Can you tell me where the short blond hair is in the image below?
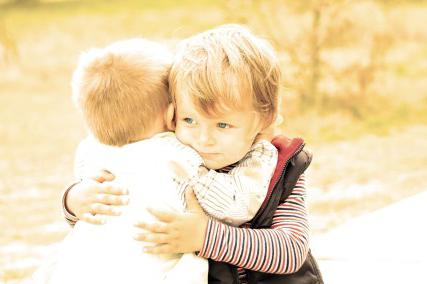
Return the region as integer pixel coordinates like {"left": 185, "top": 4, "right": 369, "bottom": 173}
{"left": 72, "top": 38, "right": 172, "bottom": 146}
{"left": 169, "top": 24, "right": 281, "bottom": 126}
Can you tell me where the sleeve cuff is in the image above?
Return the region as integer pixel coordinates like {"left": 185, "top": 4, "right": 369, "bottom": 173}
{"left": 197, "top": 218, "right": 215, "bottom": 258}
{"left": 191, "top": 169, "right": 217, "bottom": 201}
{"left": 197, "top": 218, "right": 224, "bottom": 259}
{"left": 62, "top": 180, "right": 81, "bottom": 226}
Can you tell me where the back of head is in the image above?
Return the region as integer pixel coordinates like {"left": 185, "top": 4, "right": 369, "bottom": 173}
{"left": 72, "top": 38, "right": 172, "bottom": 146}
{"left": 169, "top": 24, "right": 281, "bottom": 126}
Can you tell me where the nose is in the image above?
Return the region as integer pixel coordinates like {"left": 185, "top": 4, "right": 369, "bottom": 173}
{"left": 198, "top": 126, "right": 215, "bottom": 146}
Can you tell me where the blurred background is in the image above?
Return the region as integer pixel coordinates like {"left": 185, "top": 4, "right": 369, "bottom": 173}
{"left": 0, "top": 0, "right": 426, "bottom": 282}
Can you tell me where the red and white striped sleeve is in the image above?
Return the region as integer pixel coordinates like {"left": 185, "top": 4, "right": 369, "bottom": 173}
{"left": 198, "top": 174, "right": 309, "bottom": 274}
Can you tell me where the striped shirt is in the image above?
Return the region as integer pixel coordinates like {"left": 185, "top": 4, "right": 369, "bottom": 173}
{"left": 198, "top": 174, "right": 309, "bottom": 282}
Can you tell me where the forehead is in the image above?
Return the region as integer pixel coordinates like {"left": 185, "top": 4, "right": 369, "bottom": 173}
{"left": 175, "top": 88, "right": 254, "bottom": 117}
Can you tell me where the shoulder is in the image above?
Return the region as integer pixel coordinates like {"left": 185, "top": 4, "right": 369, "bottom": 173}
{"left": 270, "top": 135, "right": 312, "bottom": 172}
{"left": 75, "top": 135, "right": 100, "bottom": 154}
{"left": 267, "top": 136, "right": 312, "bottom": 201}
{"left": 145, "top": 132, "right": 204, "bottom": 168}
{"left": 271, "top": 135, "right": 304, "bottom": 155}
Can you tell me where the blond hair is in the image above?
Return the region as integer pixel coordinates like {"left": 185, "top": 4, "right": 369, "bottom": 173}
{"left": 169, "top": 24, "right": 281, "bottom": 126}
{"left": 72, "top": 38, "right": 172, "bottom": 146}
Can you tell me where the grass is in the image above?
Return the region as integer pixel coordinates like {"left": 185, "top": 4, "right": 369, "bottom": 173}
{"left": 1, "top": 0, "right": 427, "bottom": 282}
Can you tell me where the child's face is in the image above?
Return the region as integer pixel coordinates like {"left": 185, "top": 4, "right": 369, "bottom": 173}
{"left": 174, "top": 93, "right": 264, "bottom": 170}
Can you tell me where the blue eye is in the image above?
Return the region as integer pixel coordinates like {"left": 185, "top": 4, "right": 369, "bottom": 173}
{"left": 217, "top": 122, "right": 230, "bottom": 129}
{"left": 183, "top": 117, "right": 194, "bottom": 124}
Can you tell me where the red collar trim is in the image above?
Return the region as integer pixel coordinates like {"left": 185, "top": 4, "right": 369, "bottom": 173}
{"left": 270, "top": 135, "right": 304, "bottom": 188}
{"left": 252, "top": 136, "right": 304, "bottom": 220}
{"left": 262, "top": 136, "right": 304, "bottom": 206}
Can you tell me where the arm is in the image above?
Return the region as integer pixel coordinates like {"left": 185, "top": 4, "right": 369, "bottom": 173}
{"left": 192, "top": 140, "right": 278, "bottom": 226}
{"left": 62, "top": 181, "right": 83, "bottom": 226}
{"left": 198, "top": 174, "right": 309, "bottom": 273}
{"left": 62, "top": 138, "right": 94, "bottom": 226}
{"left": 136, "top": 174, "right": 309, "bottom": 274}
{"left": 61, "top": 139, "right": 129, "bottom": 225}
{"left": 61, "top": 176, "right": 128, "bottom": 226}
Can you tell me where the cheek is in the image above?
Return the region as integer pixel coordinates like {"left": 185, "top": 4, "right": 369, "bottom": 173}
{"left": 221, "top": 136, "right": 252, "bottom": 158}
{"left": 228, "top": 132, "right": 258, "bottom": 157}
{"left": 234, "top": 141, "right": 252, "bottom": 157}
{"left": 175, "top": 125, "right": 192, "bottom": 145}
{"left": 244, "top": 125, "right": 261, "bottom": 142}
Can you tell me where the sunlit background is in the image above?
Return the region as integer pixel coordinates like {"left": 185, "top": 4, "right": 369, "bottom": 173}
{"left": 1, "top": 0, "right": 426, "bottom": 282}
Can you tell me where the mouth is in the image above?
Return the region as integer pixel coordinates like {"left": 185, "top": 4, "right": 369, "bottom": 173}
{"left": 199, "top": 152, "right": 220, "bottom": 158}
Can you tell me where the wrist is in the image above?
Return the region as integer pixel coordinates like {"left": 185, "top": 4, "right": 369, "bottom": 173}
{"left": 62, "top": 180, "right": 81, "bottom": 224}
{"left": 197, "top": 218, "right": 215, "bottom": 257}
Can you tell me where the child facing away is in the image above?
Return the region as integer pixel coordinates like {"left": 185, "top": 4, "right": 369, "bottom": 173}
{"left": 56, "top": 25, "right": 323, "bottom": 284}
{"left": 33, "top": 37, "right": 278, "bottom": 284}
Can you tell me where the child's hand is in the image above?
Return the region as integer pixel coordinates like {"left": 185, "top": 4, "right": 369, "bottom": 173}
{"left": 66, "top": 170, "right": 129, "bottom": 224}
{"left": 133, "top": 189, "right": 208, "bottom": 254}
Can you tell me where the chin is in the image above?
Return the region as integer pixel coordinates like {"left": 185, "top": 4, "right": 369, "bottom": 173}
{"left": 205, "top": 163, "right": 222, "bottom": 170}
{"left": 204, "top": 161, "right": 225, "bottom": 170}
{"left": 205, "top": 159, "right": 238, "bottom": 170}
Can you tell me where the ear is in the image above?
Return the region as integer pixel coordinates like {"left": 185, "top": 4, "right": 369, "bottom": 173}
{"left": 256, "top": 114, "right": 282, "bottom": 142}
{"left": 165, "top": 103, "right": 176, "bottom": 131}
{"left": 257, "top": 113, "right": 274, "bottom": 133}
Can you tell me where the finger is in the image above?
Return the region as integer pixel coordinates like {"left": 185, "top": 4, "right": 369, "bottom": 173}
{"left": 81, "top": 213, "right": 106, "bottom": 225}
{"left": 134, "top": 232, "right": 172, "bottom": 244}
{"left": 91, "top": 170, "right": 115, "bottom": 183}
{"left": 99, "top": 182, "right": 129, "bottom": 196}
{"left": 185, "top": 189, "right": 203, "bottom": 212}
{"left": 100, "top": 169, "right": 115, "bottom": 181}
{"left": 134, "top": 221, "right": 169, "bottom": 233}
{"left": 143, "top": 244, "right": 176, "bottom": 254}
{"left": 95, "top": 193, "right": 129, "bottom": 205}
{"left": 146, "top": 208, "right": 176, "bottom": 222}
{"left": 89, "top": 203, "right": 122, "bottom": 216}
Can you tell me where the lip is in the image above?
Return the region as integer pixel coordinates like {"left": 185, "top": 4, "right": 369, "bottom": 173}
{"left": 199, "top": 152, "right": 220, "bottom": 158}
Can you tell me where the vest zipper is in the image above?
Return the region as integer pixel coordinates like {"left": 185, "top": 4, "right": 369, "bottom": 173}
{"left": 251, "top": 143, "right": 305, "bottom": 225}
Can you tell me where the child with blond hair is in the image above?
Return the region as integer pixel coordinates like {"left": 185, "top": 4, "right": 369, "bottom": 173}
{"left": 34, "top": 35, "right": 279, "bottom": 284}
{"left": 135, "top": 24, "right": 323, "bottom": 283}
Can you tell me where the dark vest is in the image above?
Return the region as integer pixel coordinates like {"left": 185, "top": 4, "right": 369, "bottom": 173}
{"left": 208, "top": 136, "right": 324, "bottom": 284}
